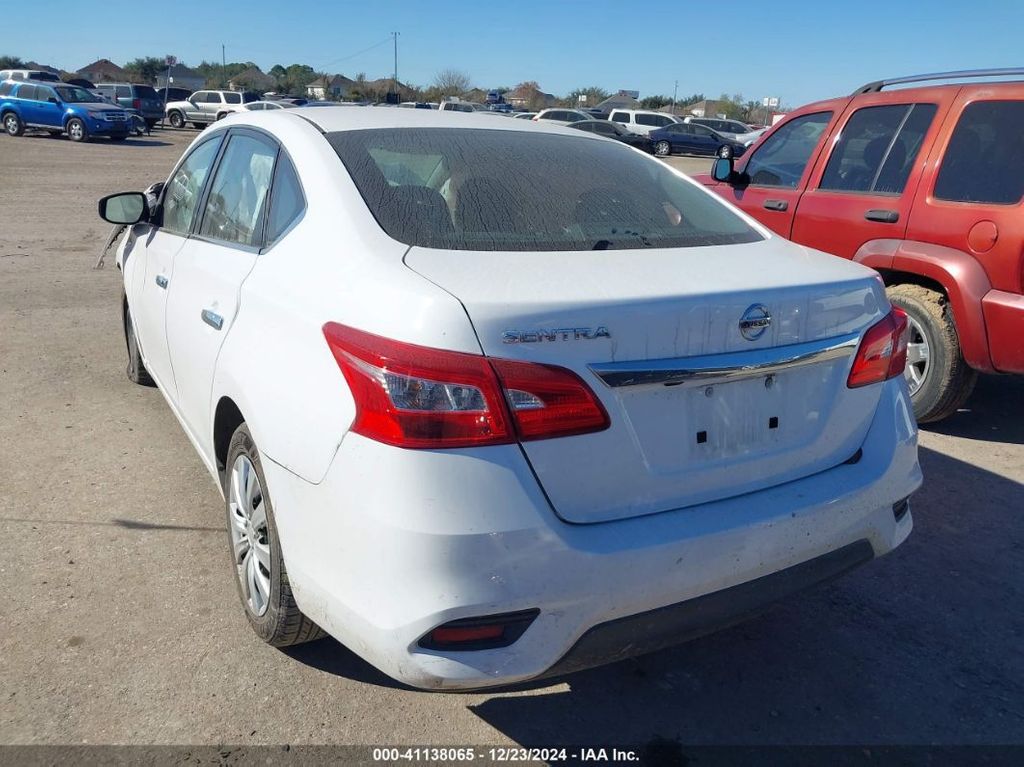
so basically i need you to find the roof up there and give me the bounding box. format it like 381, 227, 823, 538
595, 92, 641, 110
230, 67, 275, 88
76, 59, 129, 80
165, 63, 202, 78
241, 105, 588, 137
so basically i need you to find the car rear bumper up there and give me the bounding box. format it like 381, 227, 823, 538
982, 289, 1024, 374
262, 377, 920, 690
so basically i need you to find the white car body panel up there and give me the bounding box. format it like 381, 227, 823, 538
115, 106, 922, 688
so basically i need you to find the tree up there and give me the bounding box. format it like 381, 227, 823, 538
0, 55, 24, 69
640, 95, 672, 110
270, 64, 287, 80
433, 68, 471, 98
567, 86, 609, 107
313, 71, 332, 100
124, 57, 166, 85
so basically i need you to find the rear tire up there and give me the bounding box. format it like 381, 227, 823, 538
168, 111, 185, 129
886, 283, 977, 423
654, 140, 671, 157
3, 111, 24, 136
224, 424, 325, 647
123, 302, 155, 387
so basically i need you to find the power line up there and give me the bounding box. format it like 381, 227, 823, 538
319, 37, 393, 69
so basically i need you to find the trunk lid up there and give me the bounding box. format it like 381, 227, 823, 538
406, 238, 889, 524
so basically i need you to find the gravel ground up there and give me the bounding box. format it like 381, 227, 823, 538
0, 125, 1021, 749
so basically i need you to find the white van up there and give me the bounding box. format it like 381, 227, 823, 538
607, 109, 680, 135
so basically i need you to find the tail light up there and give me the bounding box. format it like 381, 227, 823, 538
418, 609, 540, 651
847, 308, 909, 388
323, 323, 609, 449
132, 98, 141, 110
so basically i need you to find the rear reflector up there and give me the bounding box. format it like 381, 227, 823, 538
847, 308, 909, 388
323, 323, 608, 449
418, 609, 540, 651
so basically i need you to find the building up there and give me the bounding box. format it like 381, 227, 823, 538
76, 58, 130, 84
595, 90, 642, 112
505, 82, 556, 110
684, 99, 726, 118
229, 67, 276, 93
306, 74, 355, 100
155, 64, 205, 92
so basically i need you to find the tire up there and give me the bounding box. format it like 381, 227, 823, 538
215, 112, 227, 121
123, 301, 155, 386
66, 117, 87, 142
3, 111, 24, 136
224, 424, 325, 647
168, 111, 185, 129
654, 140, 671, 157
886, 283, 977, 423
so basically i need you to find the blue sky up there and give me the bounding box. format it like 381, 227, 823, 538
8, 0, 1023, 106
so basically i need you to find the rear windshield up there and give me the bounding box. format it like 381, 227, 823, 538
328, 128, 762, 251
134, 85, 158, 98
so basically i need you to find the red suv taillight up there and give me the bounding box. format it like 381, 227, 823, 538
132, 98, 141, 110
847, 308, 909, 388
323, 323, 609, 449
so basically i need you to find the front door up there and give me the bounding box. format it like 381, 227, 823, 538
34, 85, 64, 128
720, 110, 837, 238
165, 130, 279, 457
132, 135, 225, 392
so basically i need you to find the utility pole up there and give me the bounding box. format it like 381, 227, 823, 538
672, 79, 678, 115
222, 44, 226, 89
392, 31, 399, 97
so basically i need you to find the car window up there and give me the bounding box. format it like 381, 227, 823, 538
744, 111, 833, 188
224, 92, 242, 105
573, 122, 594, 132
0, 82, 13, 97
610, 112, 629, 123
247, 103, 264, 111
692, 125, 714, 137
35, 86, 56, 102
243, 92, 258, 103
330, 128, 761, 252
96, 84, 112, 94
635, 114, 659, 126
135, 85, 157, 99
265, 153, 305, 245
199, 133, 278, 247
565, 112, 586, 122
934, 100, 1024, 205
17, 85, 38, 101
593, 123, 617, 136
162, 137, 224, 236
115, 85, 131, 99
819, 103, 937, 195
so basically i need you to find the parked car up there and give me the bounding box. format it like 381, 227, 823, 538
702, 68, 1024, 422
0, 69, 61, 83
684, 116, 753, 139
244, 100, 298, 111
438, 100, 487, 113
1, 81, 131, 141
569, 118, 655, 152
607, 109, 680, 135
513, 112, 536, 120
94, 83, 164, 128
532, 107, 592, 124
398, 101, 436, 109
165, 90, 258, 128
99, 109, 920, 690
489, 103, 513, 113
649, 122, 747, 158
157, 86, 193, 105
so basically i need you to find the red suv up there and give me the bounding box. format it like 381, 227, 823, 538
700, 69, 1024, 423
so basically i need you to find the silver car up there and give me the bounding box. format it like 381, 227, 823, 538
165, 90, 257, 128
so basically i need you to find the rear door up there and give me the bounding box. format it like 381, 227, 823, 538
165, 129, 278, 450
15, 84, 41, 123
719, 110, 838, 237
791, 90, 955, 258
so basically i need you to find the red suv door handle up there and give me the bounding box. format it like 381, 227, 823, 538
864, 209, 900, 223
763, 199, 788, 211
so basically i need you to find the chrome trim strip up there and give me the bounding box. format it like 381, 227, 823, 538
589, 332, 861, 388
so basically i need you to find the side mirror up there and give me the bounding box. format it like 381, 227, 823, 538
98, 192, 150, 225
711, 156, 735, 183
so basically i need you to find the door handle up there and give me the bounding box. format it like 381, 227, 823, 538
763, 199, 789, 211
201, 309, 224, 330
155, 274, 168, 289
864, 209, 899, 223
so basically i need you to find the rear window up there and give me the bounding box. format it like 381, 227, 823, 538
329, 128, 762, 252
134, 85, 158, 99
0, 82, 13, 96
934, 101, 1024, 205
610, 112, 629, 123
224, 92, 242, 104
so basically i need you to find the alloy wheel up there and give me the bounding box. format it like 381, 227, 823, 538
904, 315, 931, 395
655, 141, 670, 157
4, 115, 16, 135
68, 121, 84, 141
228, 455, 272, 616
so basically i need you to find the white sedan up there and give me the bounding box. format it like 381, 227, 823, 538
99, 108, 921, 690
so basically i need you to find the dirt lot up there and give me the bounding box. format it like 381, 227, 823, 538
1, 125, 1022, 749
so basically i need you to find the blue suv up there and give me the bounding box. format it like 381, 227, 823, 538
0, 80, 132, 142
